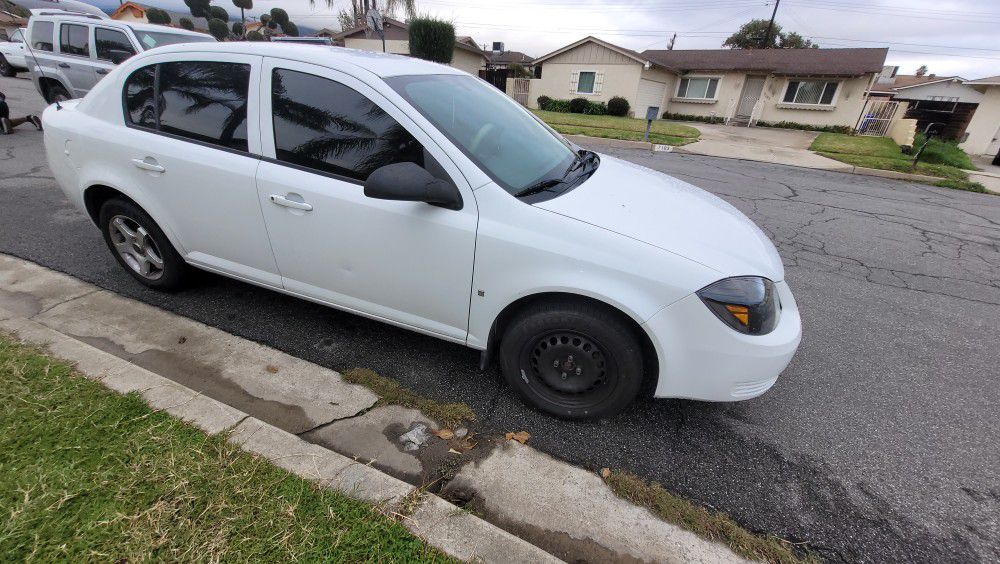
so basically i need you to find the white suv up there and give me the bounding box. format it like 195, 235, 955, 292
41, 43, 801, 419
0, 28, 29, 76
25, 9, 213, 102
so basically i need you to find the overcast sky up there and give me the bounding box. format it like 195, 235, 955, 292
81, 0, 1000, 78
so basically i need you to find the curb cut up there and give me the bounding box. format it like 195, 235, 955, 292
0, 309, 560, 563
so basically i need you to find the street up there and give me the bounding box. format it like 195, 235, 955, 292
2, 75, 998, 562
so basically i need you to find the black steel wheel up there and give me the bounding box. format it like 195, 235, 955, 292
499, 299, 644, 419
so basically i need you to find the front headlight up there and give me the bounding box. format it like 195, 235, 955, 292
697, 276, 779, 335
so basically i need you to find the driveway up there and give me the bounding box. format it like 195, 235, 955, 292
1, 75, 999, 563
677, 121, 852, 170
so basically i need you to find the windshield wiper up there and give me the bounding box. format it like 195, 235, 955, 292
514, 178, 564, 198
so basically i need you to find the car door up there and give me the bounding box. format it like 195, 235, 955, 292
255, 58, 478, 341
93, 26, 136, 77
5, 29, 27, 67
56, 22, 101, 96
116, 54, 281, 286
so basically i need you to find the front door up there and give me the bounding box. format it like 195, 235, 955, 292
255, 59, 478, 341
735, 76, 767, 120
56, 23, 101, 96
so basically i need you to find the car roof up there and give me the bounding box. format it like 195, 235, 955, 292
152, 42, 466, 78
29, 11, 211, 39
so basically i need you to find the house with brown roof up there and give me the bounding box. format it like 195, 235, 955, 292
329, 18, 488, 75
868, 68, 984, 139
109, 1, 209, 32
528, 36, 888, 128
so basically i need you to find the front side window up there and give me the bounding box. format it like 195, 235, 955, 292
271, 68, 424, 181
122, 61, 250, 152
10, 29, 24, 43
60, 24, 90, 57
676, 77, 718, 100
96, 28, 135, 61
31, 21, 54, 51
783, 80, 838, 105
577, 71, 596, 94
130, 28, 216, 50
388, 74, 576, 194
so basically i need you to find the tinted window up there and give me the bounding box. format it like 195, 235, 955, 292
272, 69, 424, 181
32, 21, 54, 51
158, 61, 250, 151
60, 24, 90, 57
130, 29, 216, 50
95, 28, 134, 61
124, 65, 156, 128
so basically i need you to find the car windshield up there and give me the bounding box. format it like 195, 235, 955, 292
130, 28, 216, 50
387, 74, 576, 194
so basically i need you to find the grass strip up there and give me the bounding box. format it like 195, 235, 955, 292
341, 368, 475, 427
0, 334, 454, 563
604, 470, 817, 564
547, 123, 695, 146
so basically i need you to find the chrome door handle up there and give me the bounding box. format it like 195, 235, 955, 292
96, 68, 109, 75
269, 194, 313, 211
131, 158, 165, 173
58, 62, 70, 68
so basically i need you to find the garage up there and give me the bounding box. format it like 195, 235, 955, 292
635, 78, 667, 118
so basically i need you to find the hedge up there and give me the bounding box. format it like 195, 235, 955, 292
541, 98, 606, 115
755, 120, 853, 134
662, 112, 725, 124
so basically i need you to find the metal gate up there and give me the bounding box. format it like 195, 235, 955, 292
511, 77, 530, 106
856, 100, 900, 136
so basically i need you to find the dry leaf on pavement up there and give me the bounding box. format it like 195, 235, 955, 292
600, 468, 611, 479
505, 431, 531, 444
434, 428, 455, 440
265, 365, 279, 374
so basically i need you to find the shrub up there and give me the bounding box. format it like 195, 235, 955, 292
663, 112, 724, 124
245, 30, 265, 41
269, 7, 289, 26
913, 134, 975, 169
756, 120, 852, 134
178, 17, 194, 30
608, 96, 630, 117
208, 5, 229, 22
231, 21, 244, 36
146, 7, 171, 24
408, 17, 455, 63
207, 18, 230, 40
281, 21, 299, 37
569, 97, 589, 114
543, 99, 571, 112
536, 95, 552, 109
583, 101, 607, 115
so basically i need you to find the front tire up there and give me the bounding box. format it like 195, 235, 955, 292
0, 56, 15, 77
499, 300, 644, 420
46, 84, 70, 104
99, 198, 188, 290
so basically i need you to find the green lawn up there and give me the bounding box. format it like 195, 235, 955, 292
531, 109, 701, 145
810, 133, 985, 192
0, 335, 452, 562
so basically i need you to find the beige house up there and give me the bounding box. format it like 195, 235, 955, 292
529, 36, 888, 128
109, 1, 209, 32
960, 76, 1000, 161
330, 18, 488, 75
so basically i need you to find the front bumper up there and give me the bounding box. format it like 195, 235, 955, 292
643, 280, 801, 401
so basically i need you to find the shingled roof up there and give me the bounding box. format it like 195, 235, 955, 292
642, 48, 888, 76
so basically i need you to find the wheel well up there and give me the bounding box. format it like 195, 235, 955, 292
37, 77, 66, 99
484, 292, 659, 394
83, 185, 135, 226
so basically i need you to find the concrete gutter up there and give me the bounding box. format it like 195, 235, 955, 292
0, 253, 749, 563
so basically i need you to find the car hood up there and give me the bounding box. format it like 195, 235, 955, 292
535, 155, 784, 281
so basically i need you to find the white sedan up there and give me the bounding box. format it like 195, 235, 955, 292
41, 43, 801, 419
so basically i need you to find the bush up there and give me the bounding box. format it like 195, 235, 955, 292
536, 95, 552, 109
663, 112, 725, 124
178, 17, 194, 30
582, 101, 607, 115
608, 96, 630, 117
208, 5, 229, 22
245, 30, 265, 41
207, 18, 230, 40
408, 17, 455, 63
146, 7, 171, 24
913, 134, 975, 169
269, 7, 289, 26
569, 97, 589, 114
543, 99, 571, 112
756, 120, 852, 134
281, 21, 299, 36
231, 21, 244, 36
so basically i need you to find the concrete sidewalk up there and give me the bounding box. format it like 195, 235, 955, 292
672, 122, 852, 171
0, 253, 749, 564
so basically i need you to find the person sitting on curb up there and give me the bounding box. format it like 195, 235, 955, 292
0, 91, 43, 134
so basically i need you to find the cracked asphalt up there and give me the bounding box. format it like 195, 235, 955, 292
2, 76, 998, 562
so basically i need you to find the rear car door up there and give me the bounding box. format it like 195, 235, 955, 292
114, 54, 281, 286
56, 22, 101, 96
93, 26, 136, 77
255, 59, 479, 341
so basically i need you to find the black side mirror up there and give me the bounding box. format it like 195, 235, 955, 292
364, 162, 462, 210
108, 49, 134, 65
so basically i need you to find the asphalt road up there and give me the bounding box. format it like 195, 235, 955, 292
2, 75, 998, 563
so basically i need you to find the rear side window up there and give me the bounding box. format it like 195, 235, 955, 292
122, 61, 251, 153
271, 68, 424, 181
31, 21, 54, 51
60, 24, 90, 57
95, 28, 135, 61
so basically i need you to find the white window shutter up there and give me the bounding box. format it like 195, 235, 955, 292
571, 71, 579, 93
595, 72, 605, 94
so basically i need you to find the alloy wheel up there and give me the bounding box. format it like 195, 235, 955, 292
108, 215, 165, 280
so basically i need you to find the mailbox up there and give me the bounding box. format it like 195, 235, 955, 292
645, 106, 660, 121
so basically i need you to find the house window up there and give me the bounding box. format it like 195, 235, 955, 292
783, 80, 838, 105
577, 71, 596, 94
676, 77, 718, 100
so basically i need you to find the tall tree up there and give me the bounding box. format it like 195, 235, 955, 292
207, 18, 230, 40
281, 21, 299, 37
723, 19, 819, 49
269, 7, 290, 27
208, 6, 230, 22
179, 17, 194, 30
232, 0, 252, 23
183, 0, 211, 19
780, 31, 817, 49
146, 7, 171, 25
408, 17, 454, 63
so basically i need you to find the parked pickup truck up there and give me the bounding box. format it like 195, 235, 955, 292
0, 28, 29, 77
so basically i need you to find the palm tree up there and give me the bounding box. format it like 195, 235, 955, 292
310, 0, 417, 27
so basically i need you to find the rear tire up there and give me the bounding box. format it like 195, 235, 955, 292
499, 299, 644, 420
0, 56, 15, 77
46, 84, 70, 104
99, 198, 188, 290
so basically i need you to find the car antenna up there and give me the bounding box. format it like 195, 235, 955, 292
22, 19, 62, 110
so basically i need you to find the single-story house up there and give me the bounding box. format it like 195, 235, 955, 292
329, 18, 488, 75
959, 76, 1000, 161
0, 9, 27, 40
489, 50, 535, 72
109, 1, 209, 32
528, 36, 888, 128
869, 70, 982, 139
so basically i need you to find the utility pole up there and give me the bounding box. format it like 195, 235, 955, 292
667, 33, 676, 50
762, 0, 780, 48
